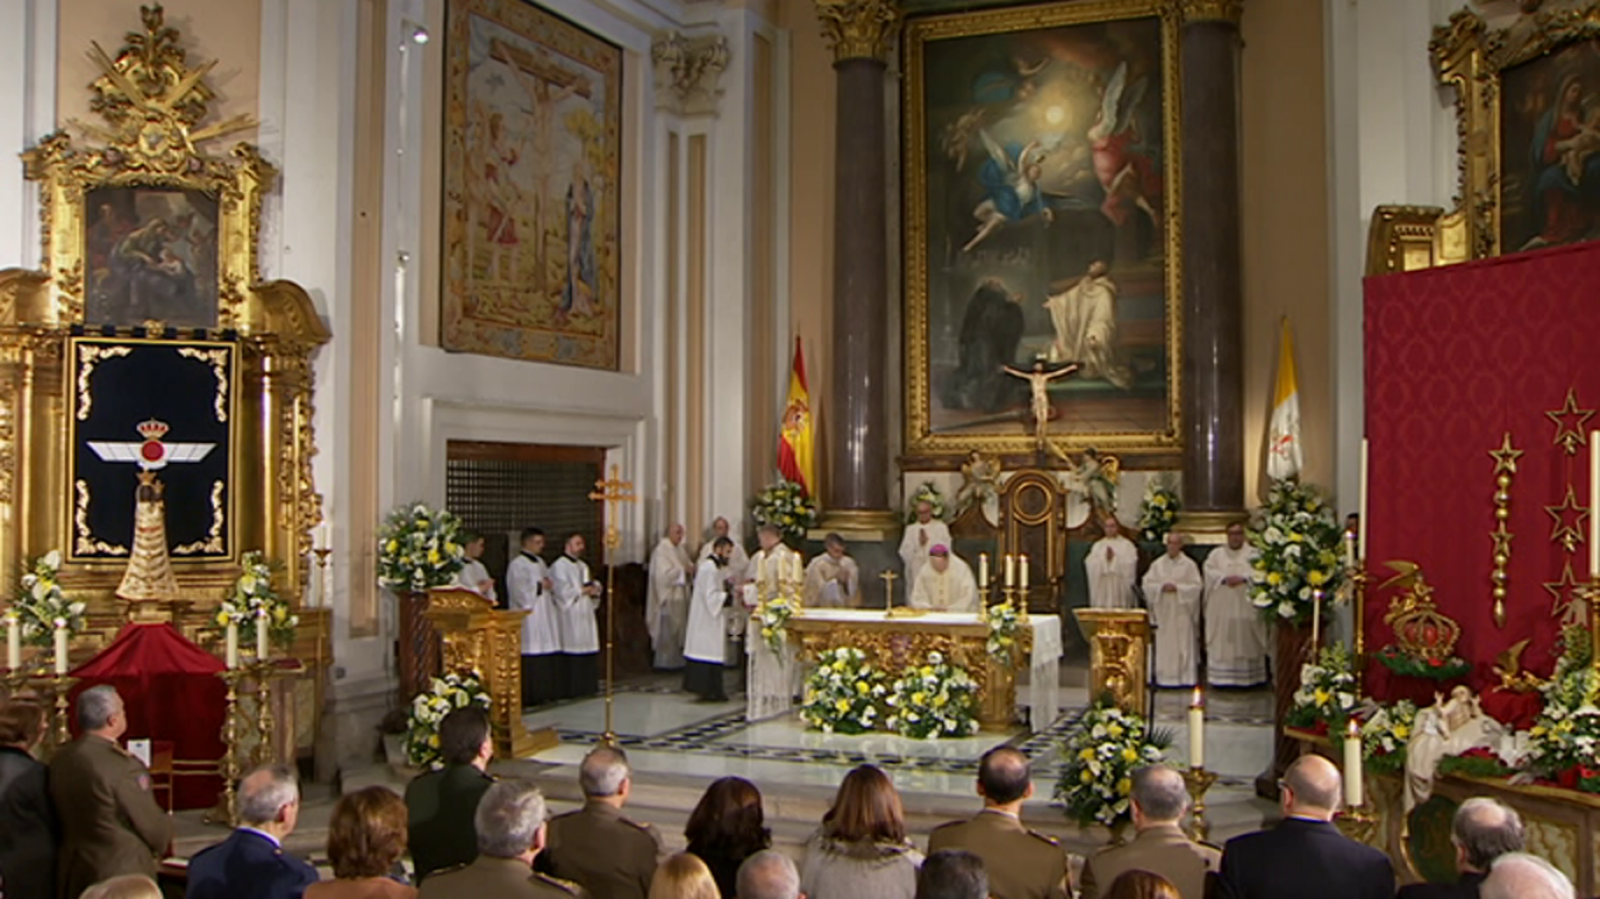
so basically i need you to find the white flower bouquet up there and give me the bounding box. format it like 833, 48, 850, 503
1288, 643, 1358, 733
885, 651, 979, 740
1360, 699, 1418, 775
751, 480, 818, 544
1136, 482, 1181, 544
406, 670, 492, 769
906, 482, 948, 523
800, 646, 885, 735
985, 602, 1021, 664
1056, 701, 1169, 828
1528, 626, 1600, 791
377, 503, 467, 593
756, 596, 796, 655
13, 551, 86, 646
1249, 480, 1345, 626
215, 551, 299, 647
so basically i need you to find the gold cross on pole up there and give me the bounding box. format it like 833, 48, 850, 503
588, 464, 636, 745
879, 569, 899, 612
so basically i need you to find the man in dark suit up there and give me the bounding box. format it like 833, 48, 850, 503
185, 763, 318, 899
406, 706, 496, 882
1399, 797, 1523, 899
1211, 754, 1394, 899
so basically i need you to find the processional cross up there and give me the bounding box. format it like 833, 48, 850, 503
588, 464, 636, 746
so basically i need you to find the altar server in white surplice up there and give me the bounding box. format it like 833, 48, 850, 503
684, 537, 735, 701
1204, 521, 1268, 687
506, 527, 560, 705
908, 545, 980, 613
646, 523, 695, 670
698, 515, 750, 584
455, 533, 497, 602
1086, 516, 1139, 609
804, 533, 860, 607
898, 499, 952, 595
746, 524, 802, 721
551, 532, 602, 698
1143, 532, 1204, 687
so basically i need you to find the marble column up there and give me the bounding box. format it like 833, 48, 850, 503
1178, 0, 1246, 540
814, 0, 900, 533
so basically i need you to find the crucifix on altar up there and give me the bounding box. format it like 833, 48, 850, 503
588, 463, 636, 745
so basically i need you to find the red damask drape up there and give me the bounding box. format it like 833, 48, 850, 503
1364, 241, 1600, 713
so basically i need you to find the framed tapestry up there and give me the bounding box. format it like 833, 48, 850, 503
903, 0, 1182, 459
442, 0, 623, 370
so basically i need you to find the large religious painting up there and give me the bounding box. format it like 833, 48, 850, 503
903, 0, 1181, 458
442, 0, 623, 370
84, 186, 220, 329
1500, 38, 1600, 251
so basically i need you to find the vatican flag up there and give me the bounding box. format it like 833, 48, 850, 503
778, 337, 816, 496
1266, 317, 1303, 482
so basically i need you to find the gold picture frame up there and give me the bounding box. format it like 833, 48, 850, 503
903, 0, 1183, 460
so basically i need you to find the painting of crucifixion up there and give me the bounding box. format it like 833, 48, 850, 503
443, 0, 622, 369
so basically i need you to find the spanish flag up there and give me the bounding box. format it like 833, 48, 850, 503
778, 337, 815, 497
1266, 317, 1303, 482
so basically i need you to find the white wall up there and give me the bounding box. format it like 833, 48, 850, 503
0, 0, 56, 270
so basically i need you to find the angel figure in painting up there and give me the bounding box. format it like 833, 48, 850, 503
1003, 360, 1078, 449
956, 450, 1003, 524
1089, 62, 1162, 234
1065, 448, 1119, 516
962, 130, 1054, 253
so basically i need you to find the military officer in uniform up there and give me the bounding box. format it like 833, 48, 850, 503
419, 779, 584, 899
927, 747, 1070, 899
406, 706, 497, 882
541, 747, 661, 899
50, 685, 172, 899
1079, 764, 1219, 899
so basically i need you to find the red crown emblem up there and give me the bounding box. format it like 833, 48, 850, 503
136, 420, 170, 442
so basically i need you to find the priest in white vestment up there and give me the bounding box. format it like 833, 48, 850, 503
1203, 522, 1267, 687
646, 523, 694, 670
745, 525, 803, 604
898, 499, 952, 595
506, 528, 559, 705
746, 524, 803, 720
551, 532, 602, 698
908, 545, 979, 613
803, 533, 860, 607
684, 537, 735, 701
455, 533, 497, 602
1086, 516, 1139, 609
1143, 532, 1204, 687
698, 515, 750, 584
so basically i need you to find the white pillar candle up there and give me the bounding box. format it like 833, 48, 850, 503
1189, 687, 1205, 769
225, 621, 239, 670
317, 523, 330, 550
1004, 554, 1014, 587
256, 611, 270, 661
1590, 431, 1599, 578
978, 553, 989, 589
53, 625, 68, 676
1019, 555, 1029, 591
792, 552, 803, 584
1344, 718, 1364, 808
1357, 438, 1369, 562
5, 614, 19, 670
1311, 590, 1323, 649
1345, 531, 1355, 568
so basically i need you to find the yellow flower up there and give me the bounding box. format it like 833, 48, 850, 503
1080, 770, 1093, 784
1117, 777, 1132, 795
386, 540, 399, 554
1314, 688, 1331, 706
933, 695, 947, 708
1106, 722, 1124, 738
1079, 747, 1095, 761
835, 698, 850, 713
1393, 724, 1409, 739
761, 627, 774, 639
833, 660, 848, 673
856, 681, 869, 695
921, 666, 935, 677
1267, 571, 1283, 586
1121, 747, 1138, 762
912, 692, 927, 705
428, 549, 441, 565
1307, 569, 1328, 587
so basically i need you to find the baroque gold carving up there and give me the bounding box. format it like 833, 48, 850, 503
814, 0, 901, 62
178, 347, 230, 422
1522, 813, 1580, 886
73, 480, 129, 556
1177, 0, 1242, 24
75, 345, 132, 421
651, 31, 731, 116
1488, 432, 1519, 627
172, 480, 225, 555
1074, 608, 1151, 714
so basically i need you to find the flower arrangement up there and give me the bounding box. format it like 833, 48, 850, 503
377, 503, 467, 593
1137, 482, 1181, 545
12, 551, 86, 646
1360, 699, 1418, 775
800, 647, 885, 735
1375, 645, 1471, 681
1249, 480, 1345, 626
406, 670, 492, 769
985, 602, 1021, 664
906, 482, 947, 523
884, 652, 980, 740
1527, 626, 1600, 790
1288, 643, 1358, 733
751, 480, 818, 544
755, 596, 797, 655
1055, 701, 1169, 828
215, 551, 299, 647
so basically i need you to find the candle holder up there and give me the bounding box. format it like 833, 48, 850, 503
1335, 802, 1380, 846
1350, 561, 1369, 695
211, 668, 250, 826
1181, 766, 1219, 842
313, 547, 332, 605
31, 673, 78, 750
249, 659, 277, 767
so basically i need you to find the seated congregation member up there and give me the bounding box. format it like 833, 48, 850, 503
186, 764, 318, 899
1141, 533, 1203, 687
508, 528, 561, 706
405, 706, 496, 882
802, 534, 859, 608
1211, 755, 1394, 899
418, 780, 581, 899
543, 746, 662, 899
1398, 797, 1523, 899
1104, 870, 1179, 899
1481, 852, 1574, 899
648, 854, 719, 899
552, 533, 603, 699
684, 538, 735, 702
0, 699, 58, 899
80, 875, 163, 899
734, 851, 802, 899
51, 685, 172, 899
684, 777, 771, 898
1079, 764, 1216, 899
907, 545, 978, 613
800, 765, 922, 899
914, 851, 987, 899
928, 747, 1068, 899
305, 786, 416, 899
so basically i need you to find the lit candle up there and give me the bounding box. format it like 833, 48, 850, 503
53, 625, 68, 676
978, 553, 989, 589
1344, 531, 1355, 569
1311, 590, 1324, 649
1344, 718, 1363, 808
1019, 555, 1029, 591
1590, 431, 1599, 578
256, 610, 270, 661
1188, 688, 1205, 769
5, 613, 19, 670
1004, 554, 1014, 587
1357, 438, 1369, 563
225, 621, 239, 670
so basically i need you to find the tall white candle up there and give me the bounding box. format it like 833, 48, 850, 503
1344, 718, 1364, 808
1311, 590, 1323, 649
1004, 554, 1015, 587
5, 614, 19, 670
1344, 531, 1355, 569
978, 554, 989, 589
1019, 555, 1029, 591
225, 621, 239, 670
1189, 688, 1206, 769
1357, 438, 1369, 562
792, 552, 803, 584
1590, 432, 1599, 578
53, 625, 68, 676
256, 611, 270, 661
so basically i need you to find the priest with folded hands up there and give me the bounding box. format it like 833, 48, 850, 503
1142, 532, 1204, 687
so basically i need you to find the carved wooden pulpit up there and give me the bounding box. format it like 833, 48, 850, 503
999, 470, 1069, 614
425, 587, 556, 757
1073, 608, 1151, 715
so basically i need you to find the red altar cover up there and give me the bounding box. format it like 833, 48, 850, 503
1364, 241, 1600, 712
69, 623, 226, 809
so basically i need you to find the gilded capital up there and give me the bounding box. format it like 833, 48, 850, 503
651, 30, 731, 117
814, 0, 901, 63
1178, 0, 1242, 25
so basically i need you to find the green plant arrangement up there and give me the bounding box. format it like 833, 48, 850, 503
406, 670, 492, 769
1288, 643, 1358, 733
1055, 701, 1169, 828
377, 503, 467, 593
884, 652, 980, 740
1527, 626, 1600, 791
755, 596, 797, 655
1249, 480, 1345, 626
906, 482, 947, 523
215, 551, 299, 646
800, 647, 885, 735
1437, 752, 1516, 780
1136, 482, 1181, 544
1360, 699, 1418, 775
751, 480, 819, 544
984, 602, 1021, 664
1374, 645, 1471, 681
12, 551, 86, 645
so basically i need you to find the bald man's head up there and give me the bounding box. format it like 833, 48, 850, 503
1455, 797, 1523, 872
1131, 765, 1189, 825
976, 747, 1032, 805
1483, 853, 1574, 899
1283, 754, 1342, 819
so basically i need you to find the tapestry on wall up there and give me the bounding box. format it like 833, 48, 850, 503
442, 0, 623, 370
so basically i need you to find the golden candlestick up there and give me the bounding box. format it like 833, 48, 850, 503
212, 668, 249, 826
33, 674, 78, 751
879, 569, 899, 611
588, 464, 636, 748
1350, 561, 1368, 695
1181, 766, 1219, 842
1335, 802, 1380, 846
313, 547, 332, 606
250, 660, 276, 766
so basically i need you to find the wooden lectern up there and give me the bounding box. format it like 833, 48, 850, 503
1072, 608, 1151, 715
425, 588, 557, 758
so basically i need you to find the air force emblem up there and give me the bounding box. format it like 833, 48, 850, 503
88, 419, 215, 471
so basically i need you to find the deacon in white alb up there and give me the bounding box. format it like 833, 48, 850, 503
698, 515, 750, 584
1204, 522, 1268, 687
1142, 532, 1204, 687
1085, 516, 1139, 609
898, 499, 952, 595
803, 533, 860, 607
646, 523, 694, 670
684, 537, 735, 702
505, 527, 559, 705
455, 532, 497, 603
551, 532, 602, 698
908, 544, 979, 613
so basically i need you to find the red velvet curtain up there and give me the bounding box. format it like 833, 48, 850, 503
1364, 242, 1600, 710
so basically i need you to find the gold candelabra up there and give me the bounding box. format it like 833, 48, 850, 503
1181, 766, 1219, 842
213, 668, 249, 826
589, 465, 636, 748
34, 674, 77, 750
1350, 560, 1368, 695
1335, 801, 1380, 846
250, 659, 276, 766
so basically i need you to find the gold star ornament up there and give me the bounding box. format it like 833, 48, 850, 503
1545, 388, 1596, 455
1545, 485, 1590, 554
1489, 432, 1524, 475
1544, 561, 1588, 627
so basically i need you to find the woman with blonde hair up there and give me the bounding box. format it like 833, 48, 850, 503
78, 875, 162, 899
648, 852, 720, 899
305, 786, 416, 899
800, 765, 922, 899
1104, 869, 1180, 899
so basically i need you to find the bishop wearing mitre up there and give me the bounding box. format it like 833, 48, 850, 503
1204, 522, 1267, 687
898, 498, 952, 595
1085, 516, 1138, 609
646, 523, 694, 670
1142, 532, 1204, 687
908, 545, 979, 613
698, 515, 750, 584
803, 533, 860, 607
